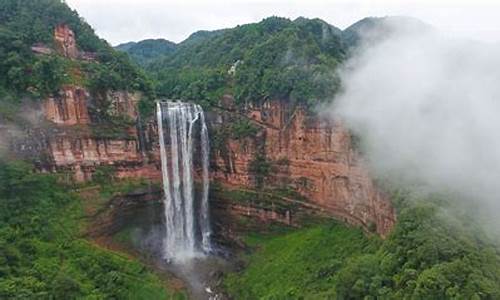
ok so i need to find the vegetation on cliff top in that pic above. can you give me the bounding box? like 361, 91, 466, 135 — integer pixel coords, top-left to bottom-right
118, 17, 345, 108
224, 192, 500, 299
0, 160, 183, 299
0, 0, 154, 120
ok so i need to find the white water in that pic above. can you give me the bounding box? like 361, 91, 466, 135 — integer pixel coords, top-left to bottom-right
156, 101, 211, 260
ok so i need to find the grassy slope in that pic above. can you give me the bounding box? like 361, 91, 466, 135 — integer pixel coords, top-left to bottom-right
223, 193, 500, 299
224, 221, 380, 299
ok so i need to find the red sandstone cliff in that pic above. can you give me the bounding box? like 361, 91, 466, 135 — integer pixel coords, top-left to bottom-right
20, 23, 395, 236
38, 88, 395, 235
40, 85, 160, 182
211, 99, 395, 236
44, 86, 90, 125
54, 24, 78, 59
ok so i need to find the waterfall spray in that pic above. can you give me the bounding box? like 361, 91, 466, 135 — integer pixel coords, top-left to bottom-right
156, 101, 211, 260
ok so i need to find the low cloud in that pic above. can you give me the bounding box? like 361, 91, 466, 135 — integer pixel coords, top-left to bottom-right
329, 19, 500, 234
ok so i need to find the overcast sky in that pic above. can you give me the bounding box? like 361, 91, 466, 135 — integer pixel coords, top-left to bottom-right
65, 0, 500, 45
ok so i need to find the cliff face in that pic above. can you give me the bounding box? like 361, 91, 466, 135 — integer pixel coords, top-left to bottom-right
16, 24, 395, 236
211, 99, 395, 236
54, 24, 78, 59
37, 95, 395, 235
38, 94, 395, 235
43, 86, 90, 125
26, 25, 161, 182
40, 85, 160, 182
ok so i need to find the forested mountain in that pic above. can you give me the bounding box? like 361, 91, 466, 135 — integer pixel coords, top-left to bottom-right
116, 15, 500, 299
342, 16, 433, 46
118, 16, 430, 109
115, 38, 177, 66
119, 17, 348, 107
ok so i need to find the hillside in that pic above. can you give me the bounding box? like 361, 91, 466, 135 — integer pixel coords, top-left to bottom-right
134, 17, 347, 107
0, 0, 154, 124
115, 38, 177, 66
118, 16, 431, 109
0, 1, 181, 298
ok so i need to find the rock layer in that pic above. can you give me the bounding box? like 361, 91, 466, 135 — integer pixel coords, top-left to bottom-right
54, 24, 78, 59
43, 86, 90, 125
211, 100, 395, 236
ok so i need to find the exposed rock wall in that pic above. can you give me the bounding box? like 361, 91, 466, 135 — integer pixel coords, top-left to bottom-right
211, 99, 396, 236
54, 24, 78, 59
38, 94, 395, 235
19, 24, 395, 235
43, 86, 90, 125
107, 90, 141, 119
41, 91, 156, 182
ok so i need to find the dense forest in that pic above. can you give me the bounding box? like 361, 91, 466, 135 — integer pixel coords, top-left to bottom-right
0, 161, 186, 299
118, 17, 350, 108
115, 39, 177, 66
118, 15, 430, 110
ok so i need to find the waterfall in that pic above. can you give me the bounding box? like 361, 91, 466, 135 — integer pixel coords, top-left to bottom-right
156, 101, 211, 260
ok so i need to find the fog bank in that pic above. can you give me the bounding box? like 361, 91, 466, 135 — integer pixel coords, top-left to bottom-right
329, 21, 500, 230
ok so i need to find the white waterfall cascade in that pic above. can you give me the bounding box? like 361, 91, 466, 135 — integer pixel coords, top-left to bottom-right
156, 101, 211, 260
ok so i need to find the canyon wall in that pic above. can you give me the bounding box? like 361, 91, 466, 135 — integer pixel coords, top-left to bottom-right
11, 24, 395, 236
24, 24, 161, 182
211, 99, 396, 236
38, 90, 395, 235
39, 84, 160, 182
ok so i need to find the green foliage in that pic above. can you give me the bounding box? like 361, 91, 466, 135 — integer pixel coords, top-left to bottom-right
31, 54, 70, 95
224, 192, 500, 299
0, 0, 155, 119
0, 0, 102, 52
90, 114, 136, 139
249, 154, 272, 188
145, 17, 345, 107
85, 48, 153, 95
0, 160, 179, 298
224, 221, 380, 299
92, 165, 116, 185
155, 66, 228, 108
116, 38, 177, 66
230, 119, 259, 139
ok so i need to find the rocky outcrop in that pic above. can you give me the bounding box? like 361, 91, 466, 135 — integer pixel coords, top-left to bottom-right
33, 24, 95, 60
37, 94, 395, 235
54, 24, 78, 59
31, 43, 54, 55
24, 25, 154, 182
211, 99, 396, 236
43, 86, 90, 125
84, 186, 164, 238
107, 90, 141, 119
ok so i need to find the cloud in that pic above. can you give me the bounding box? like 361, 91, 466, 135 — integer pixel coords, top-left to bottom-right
66, 0, 500, 45
329, 19, 500, 233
